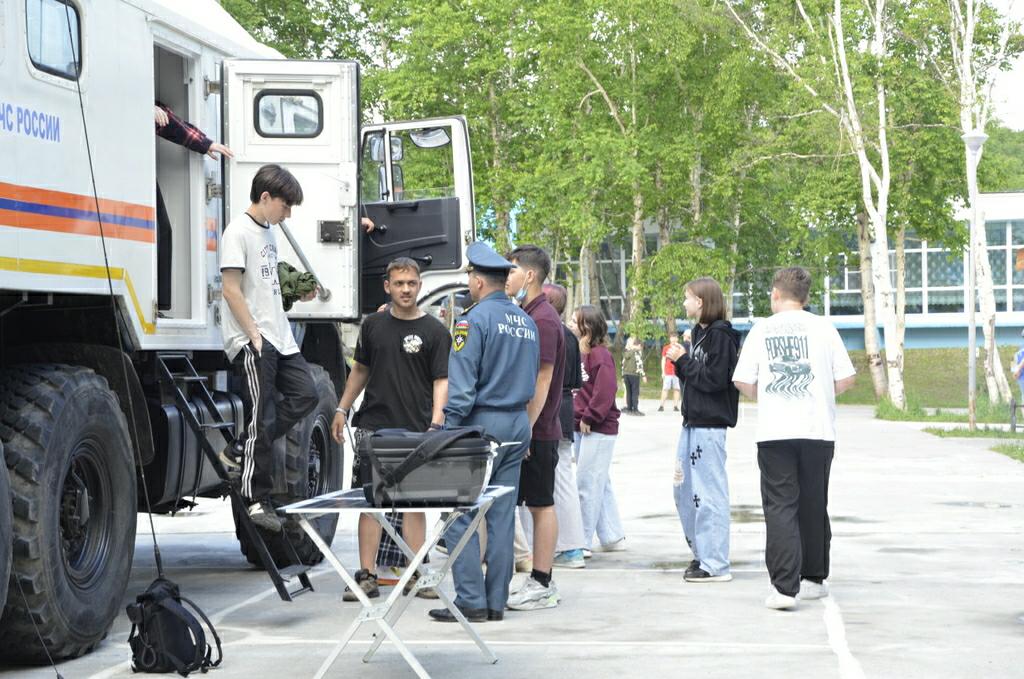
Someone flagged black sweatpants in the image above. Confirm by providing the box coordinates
[757,439,834,598]
[234,340,319,501]
[623,374,640,411]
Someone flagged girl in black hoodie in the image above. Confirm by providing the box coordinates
[667,277,740,583]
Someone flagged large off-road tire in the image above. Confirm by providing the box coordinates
[0,442,10,624]
[235,364,342,567]
[0,365,137,662]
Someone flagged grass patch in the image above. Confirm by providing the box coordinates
[839,345,1022,407]
[876,396,1012,424]
[990,443,1024,463]
[922,426,1024,439]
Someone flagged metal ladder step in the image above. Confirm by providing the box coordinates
[199,421,236,431]
[279,564,313,582]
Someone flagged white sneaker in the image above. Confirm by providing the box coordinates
[582,549,592,559]
[506,576,560,611]
[765,588,798,610]
[595,538,626,553]
[797,580,829,600]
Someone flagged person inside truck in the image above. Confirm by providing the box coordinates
[154,103,233,313]
[218,164,320,532]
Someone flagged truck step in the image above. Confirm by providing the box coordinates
[199,421,235,431]
[278,564,313,582]
[172,374,207,383]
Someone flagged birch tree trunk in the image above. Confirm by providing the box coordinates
[950,0,1013,403]
[723,0,907,406]
[858,213,889,397]
[833,0,906,408]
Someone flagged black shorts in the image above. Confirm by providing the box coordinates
[518,439,559,507]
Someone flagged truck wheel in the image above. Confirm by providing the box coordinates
[0,365,137,662]
[0,442,10,624]
[235,364,342,567]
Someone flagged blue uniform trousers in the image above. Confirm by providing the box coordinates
[445,408,530,611]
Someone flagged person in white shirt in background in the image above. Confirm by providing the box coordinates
[732,267,856,611]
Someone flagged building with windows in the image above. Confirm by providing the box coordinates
[570,192,1024,348]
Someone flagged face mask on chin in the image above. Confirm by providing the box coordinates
[514,286,528,303]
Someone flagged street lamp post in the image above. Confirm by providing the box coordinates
[963,129,988,431]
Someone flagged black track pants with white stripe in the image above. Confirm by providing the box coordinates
[234,339,319,501]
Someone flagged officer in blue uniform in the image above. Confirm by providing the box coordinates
[428,242,540,623]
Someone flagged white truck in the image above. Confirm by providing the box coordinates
[0,0,476,662]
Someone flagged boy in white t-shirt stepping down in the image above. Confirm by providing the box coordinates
[219,164,320,533]
[732,267,856,611]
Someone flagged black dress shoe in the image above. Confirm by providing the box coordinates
[487,609,504,621]
[428,606,488,623]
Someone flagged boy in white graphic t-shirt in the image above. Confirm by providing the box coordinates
[732,267,856,611]
[220,164,319,532]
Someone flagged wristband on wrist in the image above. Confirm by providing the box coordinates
[428,422,443,431]
[336,407,349,416]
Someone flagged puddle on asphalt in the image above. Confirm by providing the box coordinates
[938,501,1017,509]
[731,504,764,523]
[650,559,758,570]
[831,515,879,524]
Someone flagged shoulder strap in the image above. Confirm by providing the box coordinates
[376,427,486,488]
[179,595,223,670]
[156,596,207,675]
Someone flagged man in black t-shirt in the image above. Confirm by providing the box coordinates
[331,258,451,601]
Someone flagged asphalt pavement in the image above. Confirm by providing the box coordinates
[4,402,1022,679]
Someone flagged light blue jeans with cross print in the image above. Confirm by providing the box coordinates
[673,425,731,576]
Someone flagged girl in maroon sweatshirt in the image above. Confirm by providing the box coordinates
[572,305,625,554]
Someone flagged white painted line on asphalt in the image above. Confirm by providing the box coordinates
[213,633,831,652]
[86,566,336,679]
[822,595,866,679]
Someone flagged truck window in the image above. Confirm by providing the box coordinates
[360,131,386,202]
[26,0,81,80]
[254,90,322,138]
[389,127,455,201]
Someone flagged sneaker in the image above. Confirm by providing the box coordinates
[403,571,440,599]
[435,537,448,555]
[684,559,700,577]
[219,442,243,471]
[506,576,560,611]
[657,406,665,412]
[635,410,646,416]
[684,567,733,583]
[582,549,592,559]
[673,405,680,412]
[765,588,798,610]
[515,558,533,573]
[797,579,829,600]
[343,569,380,602]
[595,538,626,553]
[247,499,283,532]
[552,549,586,569]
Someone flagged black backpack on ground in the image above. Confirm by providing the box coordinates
[126,577,222,676]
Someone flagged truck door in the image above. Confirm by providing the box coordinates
[223,59,360,320]
[359,118,475,314]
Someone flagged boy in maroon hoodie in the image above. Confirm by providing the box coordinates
[572,305,625,555]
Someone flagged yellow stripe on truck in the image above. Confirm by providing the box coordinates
[0,256,156,334]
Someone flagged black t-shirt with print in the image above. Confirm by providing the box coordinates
[352,311,451,431]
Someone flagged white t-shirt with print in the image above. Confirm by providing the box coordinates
[219,213,299,361]
[732,310,855,443]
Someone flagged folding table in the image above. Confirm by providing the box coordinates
[281,485,514,679]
